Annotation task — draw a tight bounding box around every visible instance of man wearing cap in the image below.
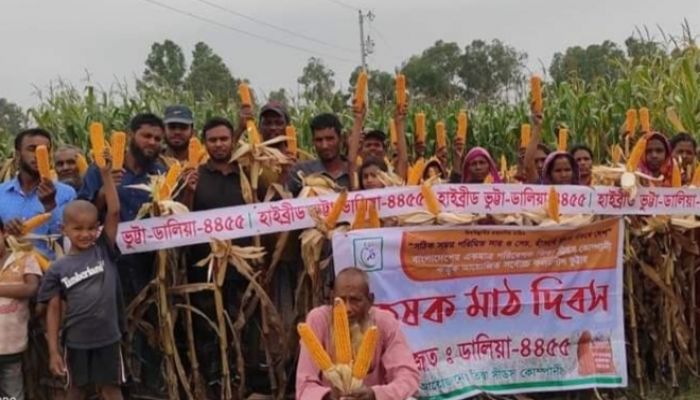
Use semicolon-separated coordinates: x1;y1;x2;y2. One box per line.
163;105;195;164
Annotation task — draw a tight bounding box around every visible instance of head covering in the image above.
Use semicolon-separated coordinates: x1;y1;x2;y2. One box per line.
542;151;580;185
163;105;194;125
421;157;446;180
461;147;502;184
259;101;290;123
638;132;673;185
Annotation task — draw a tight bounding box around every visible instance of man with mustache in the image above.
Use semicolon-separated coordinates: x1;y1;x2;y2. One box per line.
54;145;84;190
162;105;196;164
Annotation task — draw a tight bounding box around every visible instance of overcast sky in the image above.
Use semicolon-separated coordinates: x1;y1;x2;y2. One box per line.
1;0;698;108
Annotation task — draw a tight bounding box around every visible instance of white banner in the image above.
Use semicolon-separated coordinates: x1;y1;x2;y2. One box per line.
117;183;699;253
332;219;627;399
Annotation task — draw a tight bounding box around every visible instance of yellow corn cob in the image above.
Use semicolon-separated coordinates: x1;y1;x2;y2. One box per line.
407;159;425;186
611;144;623;165
626;136;647;172
388;118;397;147
483;174;494;184
395;74;406;108
457;110;467;142
246;120;261;146
351;326;379;380
531;76;543;114
639;107;650;133
692;165;700;187
558;128;568;152
354;70;368;111
159;163;182;200
188;137;203;168
500;155;508;176
520;124;531;148
367;202;380;228
90;122;106;168
672;161;682;187
414;113;426;143
286;125;298;154
625;109;637;135
351;200;368;230
111;131;126;170
435;121;446;149
238;82;252;107
33;251;51;272
333;298;352;364
35;145;51;179
547;186;560;223
666;107;686;133
297;323;333;371
49;170;58;181
325;190;348;230
421;182;441;215
22;213;52;235
76;154;89;176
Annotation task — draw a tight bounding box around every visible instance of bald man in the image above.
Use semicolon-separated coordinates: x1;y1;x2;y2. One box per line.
296;267;420;400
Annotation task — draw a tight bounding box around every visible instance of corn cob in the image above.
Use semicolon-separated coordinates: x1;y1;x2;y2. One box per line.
351;200;368;230
111;131;126;170
238;82;252;107
639;107;650;133
625;109;637;135
89;122;106;168
354;70;368;111
388;118;397;147
395;74;406;108
333;298;352;364
558;128;568;152
297;323;333;371
692;165;700;187
500;155;508;176
159;163;182;200
33;251;51;272
76;154;89;176
325;190;348;230
457;110;467;142
530;76;543;114
286;125;298;154
626;136;647;172
407;159;425;186
611;144;623;165
22;213;52;235
672;161;682;187
520;124;531;148
188;137;203;168
483;175;494;184
35;145;51;179
414;113;426;143
246;120;261;146
351;326;378;380
666;107;686;133
547;186;560;223
435;121;446;149
421;182;441;215
367;202;380;228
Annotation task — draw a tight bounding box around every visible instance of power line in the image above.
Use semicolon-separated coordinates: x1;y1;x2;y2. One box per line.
190;0;356;54
139;0;356;64
323;0;358;11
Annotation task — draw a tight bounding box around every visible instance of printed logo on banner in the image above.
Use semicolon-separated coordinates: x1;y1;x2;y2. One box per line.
353;237;383;272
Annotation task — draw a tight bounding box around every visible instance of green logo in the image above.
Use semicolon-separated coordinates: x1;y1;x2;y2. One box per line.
353;237;383;272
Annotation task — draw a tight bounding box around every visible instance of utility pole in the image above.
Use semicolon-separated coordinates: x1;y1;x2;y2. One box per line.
358;9;374;70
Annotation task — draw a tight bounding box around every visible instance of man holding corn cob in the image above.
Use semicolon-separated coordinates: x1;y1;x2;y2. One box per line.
297;267;420;400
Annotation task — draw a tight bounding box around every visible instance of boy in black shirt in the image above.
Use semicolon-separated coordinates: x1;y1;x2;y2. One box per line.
39;150;123;400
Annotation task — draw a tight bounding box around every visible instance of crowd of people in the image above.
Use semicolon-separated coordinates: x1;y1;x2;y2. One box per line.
0;94;697;400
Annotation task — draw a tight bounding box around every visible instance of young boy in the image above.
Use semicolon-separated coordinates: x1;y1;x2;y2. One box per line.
38;151;123;400
0;218;42;400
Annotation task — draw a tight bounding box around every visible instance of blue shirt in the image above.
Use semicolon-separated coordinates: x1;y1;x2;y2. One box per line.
78;162;166;222
0;177;76;259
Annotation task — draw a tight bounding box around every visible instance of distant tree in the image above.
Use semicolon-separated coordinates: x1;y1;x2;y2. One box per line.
0;98;27;135
141;40;186;89
625;37;667;63
550;40;626;83
297;57;336;104
401;40;462;101
459;39;527;102
268;88;290;106
185;42;237;103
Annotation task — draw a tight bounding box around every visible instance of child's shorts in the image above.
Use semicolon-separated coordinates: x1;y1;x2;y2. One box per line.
65;341;126;388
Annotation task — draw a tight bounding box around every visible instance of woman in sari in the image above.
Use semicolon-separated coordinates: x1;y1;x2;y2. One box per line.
541;151;580;185
638;132;674;187
451;147;502;184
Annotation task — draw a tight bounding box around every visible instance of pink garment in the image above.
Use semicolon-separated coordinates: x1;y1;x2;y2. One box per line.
461;147;502;183
296;305;420;400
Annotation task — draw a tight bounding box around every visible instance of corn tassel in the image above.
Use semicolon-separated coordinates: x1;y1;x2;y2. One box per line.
558;128;568;152
672;162;682;187
159;163;182;200
187;137;203;168
421;182;441;215
691;165;700;187
367;202;380;228
286;125;298;154
238;82;252;107
627;136;647;172
351;200;368;230
547;186;560;223
325;190;348;230
35;145;51;179
414;113;426;143
395;73;406;108
457;110;467;142
76;154;89;176
530;76;543;114
246;120;261;146
666;107;687;133
89;122;106;168
22;213;52;235
639;107;650;133
297;323;333;372
388;118;397;147
354;70;368;111
625;109;637;135
351;326;378;380
435;121;446;149
111;131;126;170
520;124;531;148
333;298;352;364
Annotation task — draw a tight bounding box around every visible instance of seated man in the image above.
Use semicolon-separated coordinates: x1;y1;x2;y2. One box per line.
296;267;420;400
